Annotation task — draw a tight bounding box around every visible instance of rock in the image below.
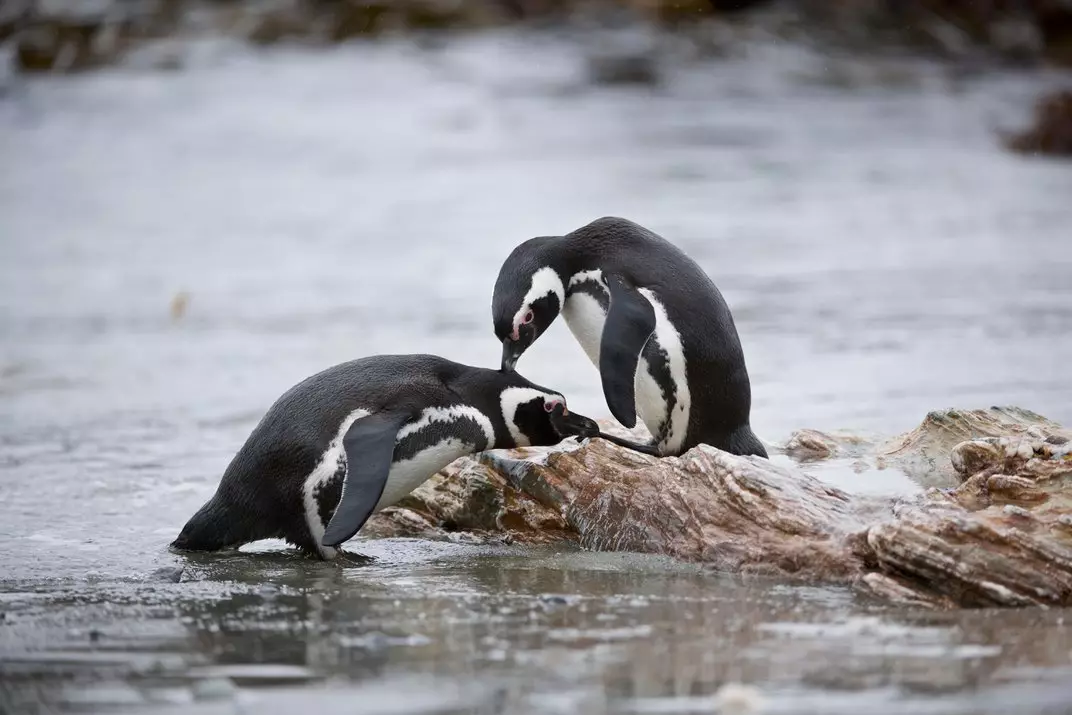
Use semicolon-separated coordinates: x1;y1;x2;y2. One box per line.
782;429;842;460
857;571;951;608
951;433;1072;483
16;14;103;72
1;2;29;43
484;440;867;580
845;423;1072;607
10;0;176;73
585;48;662;86
151;565;185;583
988;14;1045;63
782;428;872;461
860;489;1072;607
1006;90;1072;158
10;0;1072;77
368;407;1072;609
242;0;506;45
320;1;393;42
244;2;322;46
364;452;574;543
876;406;1062;488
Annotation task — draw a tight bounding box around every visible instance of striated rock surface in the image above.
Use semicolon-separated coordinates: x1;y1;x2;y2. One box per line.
363;452;575;543
368;407;1072;609
861;429;1072;607
484;441;871;580
782;427;873;461
874;406;1064;488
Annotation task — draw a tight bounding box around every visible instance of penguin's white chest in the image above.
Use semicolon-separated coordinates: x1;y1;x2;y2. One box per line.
302;405;495;558
373;440;471;509
561;288;607;366
561;273;691;454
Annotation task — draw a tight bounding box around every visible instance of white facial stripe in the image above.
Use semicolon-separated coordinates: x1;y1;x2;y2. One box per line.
638;288;691;454
499;386;560;447
568;269;604;288
302;407;370;560
397;405;496;446
513;266;566;330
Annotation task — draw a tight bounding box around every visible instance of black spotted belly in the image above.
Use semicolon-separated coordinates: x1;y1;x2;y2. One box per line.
640;336;677;446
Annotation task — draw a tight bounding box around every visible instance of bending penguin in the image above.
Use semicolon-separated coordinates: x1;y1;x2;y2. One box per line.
492;216;767;459
171;354;601;560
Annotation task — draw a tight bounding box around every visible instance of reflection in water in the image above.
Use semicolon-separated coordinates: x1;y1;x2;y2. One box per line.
4;544;1072;714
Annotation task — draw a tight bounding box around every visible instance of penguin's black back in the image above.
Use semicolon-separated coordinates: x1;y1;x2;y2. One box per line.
257;354;467;454
172;355;501;553
559;217;758;453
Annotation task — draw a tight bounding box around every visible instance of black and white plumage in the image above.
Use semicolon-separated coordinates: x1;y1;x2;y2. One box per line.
493;216;767;459
171;354;598;560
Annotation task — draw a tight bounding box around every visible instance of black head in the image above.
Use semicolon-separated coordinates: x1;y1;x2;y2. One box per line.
492;237;565;371
494;370;599;448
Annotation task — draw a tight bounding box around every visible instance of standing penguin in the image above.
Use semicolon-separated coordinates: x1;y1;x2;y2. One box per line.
492;216;766;459
171;354;602;560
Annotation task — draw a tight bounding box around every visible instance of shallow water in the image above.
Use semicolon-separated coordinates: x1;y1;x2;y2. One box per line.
2;30;1072;714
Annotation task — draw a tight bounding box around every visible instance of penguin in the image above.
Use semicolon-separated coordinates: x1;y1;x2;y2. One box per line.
492;216;767;459
170;354;606;560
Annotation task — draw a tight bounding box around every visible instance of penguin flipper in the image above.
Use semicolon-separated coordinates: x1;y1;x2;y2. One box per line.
599;274;656;429
321;410;410;548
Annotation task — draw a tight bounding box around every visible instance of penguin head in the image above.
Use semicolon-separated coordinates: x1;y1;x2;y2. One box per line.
496;376;598;448
493;239;565;371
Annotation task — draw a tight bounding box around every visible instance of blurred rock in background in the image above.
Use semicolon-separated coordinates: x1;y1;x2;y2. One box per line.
5;0;1072;73
2;1;1070;156
1006;88;1072;155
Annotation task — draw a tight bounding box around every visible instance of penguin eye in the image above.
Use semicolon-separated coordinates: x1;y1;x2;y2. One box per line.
543;401;555;413
521;310;534;325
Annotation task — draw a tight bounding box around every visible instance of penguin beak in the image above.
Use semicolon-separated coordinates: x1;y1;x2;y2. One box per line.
549;404;600;440
501;339;522;372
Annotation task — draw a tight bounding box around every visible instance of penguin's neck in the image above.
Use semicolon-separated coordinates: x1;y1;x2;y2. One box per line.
541;236;591;283
445;368;514;448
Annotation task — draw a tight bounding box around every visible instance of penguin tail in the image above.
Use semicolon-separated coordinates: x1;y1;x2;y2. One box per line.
171;492;255;552
727;425;769;459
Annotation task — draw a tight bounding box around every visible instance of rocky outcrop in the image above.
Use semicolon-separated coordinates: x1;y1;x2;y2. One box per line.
362;452;575;543
874;406;1065;487
367;407;1072;609
1006;90;1072;158
860;428;1072;607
